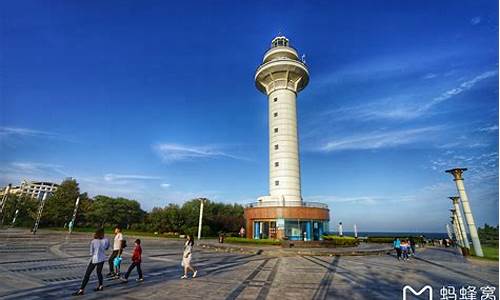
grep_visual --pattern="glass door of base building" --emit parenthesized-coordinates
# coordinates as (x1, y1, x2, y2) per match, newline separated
(253, 221, 277, 239)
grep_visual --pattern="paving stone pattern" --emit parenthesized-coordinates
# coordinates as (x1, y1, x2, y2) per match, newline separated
(0, 229, 497, 300)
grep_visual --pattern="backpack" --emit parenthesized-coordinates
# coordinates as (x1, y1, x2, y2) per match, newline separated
(121, 239, 127, 249)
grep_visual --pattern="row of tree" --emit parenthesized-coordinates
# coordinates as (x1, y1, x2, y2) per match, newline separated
(1, 179, 245, 236)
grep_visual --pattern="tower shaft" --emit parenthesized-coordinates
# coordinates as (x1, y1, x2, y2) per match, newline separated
(268, 88, 301, 201)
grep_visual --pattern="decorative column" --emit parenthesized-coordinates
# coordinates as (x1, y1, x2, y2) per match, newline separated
(450, 215, 463, 248)
(446, 168, 483, 257)
(449, 197, 470, 249)
(445, 223, 452, 241)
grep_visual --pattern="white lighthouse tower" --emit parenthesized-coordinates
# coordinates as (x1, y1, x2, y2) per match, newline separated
(245, 36, 328, 241)
(255, 36, 309, 207)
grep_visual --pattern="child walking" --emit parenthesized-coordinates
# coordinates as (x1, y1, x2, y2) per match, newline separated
(121, 239, 144, 282)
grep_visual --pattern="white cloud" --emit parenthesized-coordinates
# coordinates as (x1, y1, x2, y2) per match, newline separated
(160, 183, 171, 188)
(477, 125, 499, 132)
(153, 143, 246, 163)
(470, 17, 481, 25)
(319, 126, 443, 152)
(423, 73, 437, 79)
(103, 173, 162, 182)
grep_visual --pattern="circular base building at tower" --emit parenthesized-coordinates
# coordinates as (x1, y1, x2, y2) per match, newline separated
(245, 36, 329, 241)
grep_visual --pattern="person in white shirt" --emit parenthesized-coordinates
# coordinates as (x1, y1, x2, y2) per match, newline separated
(73, 228, 109, 296)
(107, 226, 123, 277)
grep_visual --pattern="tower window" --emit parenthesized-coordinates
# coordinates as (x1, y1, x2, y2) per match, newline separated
(273, 97, 278, 102)
(275, 180, 279, 186)
(274, 162, 279, 167)
(274, 144, 279, 150)
(274, 112, 278, 117)
(274, 128, 278, 133)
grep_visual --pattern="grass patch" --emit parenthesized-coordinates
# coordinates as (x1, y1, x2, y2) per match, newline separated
(224, 237, 281, 246)
(471, 245, 499, 261)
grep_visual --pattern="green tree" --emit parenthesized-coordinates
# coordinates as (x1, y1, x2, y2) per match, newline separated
(87, 195, 145, 228)
(42, 179, 81, 227)
(1, 194, 38, 227)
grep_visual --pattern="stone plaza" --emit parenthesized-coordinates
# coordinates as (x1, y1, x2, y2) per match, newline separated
(0, 229, 497, 299)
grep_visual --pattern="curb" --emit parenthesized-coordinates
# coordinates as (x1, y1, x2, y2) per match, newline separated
(199, 242, 392, 257)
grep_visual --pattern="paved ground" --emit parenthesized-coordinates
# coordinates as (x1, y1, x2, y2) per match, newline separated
(0, 229, 497, 300)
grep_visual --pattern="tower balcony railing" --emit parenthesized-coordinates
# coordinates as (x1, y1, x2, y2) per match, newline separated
(245, 201, 328, 209)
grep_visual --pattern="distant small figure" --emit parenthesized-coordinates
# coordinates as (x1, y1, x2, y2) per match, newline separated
(181, 235, 197, 279)
(239, 227, 245, 238)
(218, 232, 225, 244)
(121, 239, 144, 283)
(73, 228, 109, 296)
(393, 238, 401, 260)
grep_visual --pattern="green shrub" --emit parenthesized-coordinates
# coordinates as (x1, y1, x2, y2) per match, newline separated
(321, 235, 359, 246)
(224, 237, 281, 245)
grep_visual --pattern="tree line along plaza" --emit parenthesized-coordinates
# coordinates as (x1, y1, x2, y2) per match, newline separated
(0, 37, 491, 256)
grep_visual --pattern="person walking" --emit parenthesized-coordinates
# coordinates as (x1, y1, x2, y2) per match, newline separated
(107, 226, 124, 277)
(73, 228, 109, 296)
(181, 235, 197, 279)
(409, 237, 416, 256)
(121, 239, 144, 283)
(401, 240, 410, 261)
(393, 238, 401, 260)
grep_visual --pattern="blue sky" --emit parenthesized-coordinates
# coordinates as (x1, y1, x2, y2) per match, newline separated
(1, 1, 498, 232)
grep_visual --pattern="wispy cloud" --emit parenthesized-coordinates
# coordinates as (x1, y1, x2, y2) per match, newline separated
(0, 162, 68, 185)
(423, 73, 437, 80)
(319, 126, 443, 152)
(160, 183, 171, 188)
(319, 70, 498, 122)
(430, 151, 498, 184)
(307, 195, 380, 205)
(477, 125, 499, 133)
(153, 143, 247, 163)
(419, 70, 498, 112)
(0, 127, 58, 139)
(0, 126, 76, 143)
(470, 16, 481, 25)
(103, 173, 162, 182)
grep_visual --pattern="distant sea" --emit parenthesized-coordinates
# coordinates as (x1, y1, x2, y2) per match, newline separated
(332, 232, 449, 239)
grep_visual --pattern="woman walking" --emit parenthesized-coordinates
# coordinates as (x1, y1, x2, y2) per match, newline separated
(181, 235, 197, 279)
(73, 228, 109, 296)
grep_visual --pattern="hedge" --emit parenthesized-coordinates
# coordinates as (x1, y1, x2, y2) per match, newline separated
(224, 237, 281, 245)
(321, 235, 359, 246)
